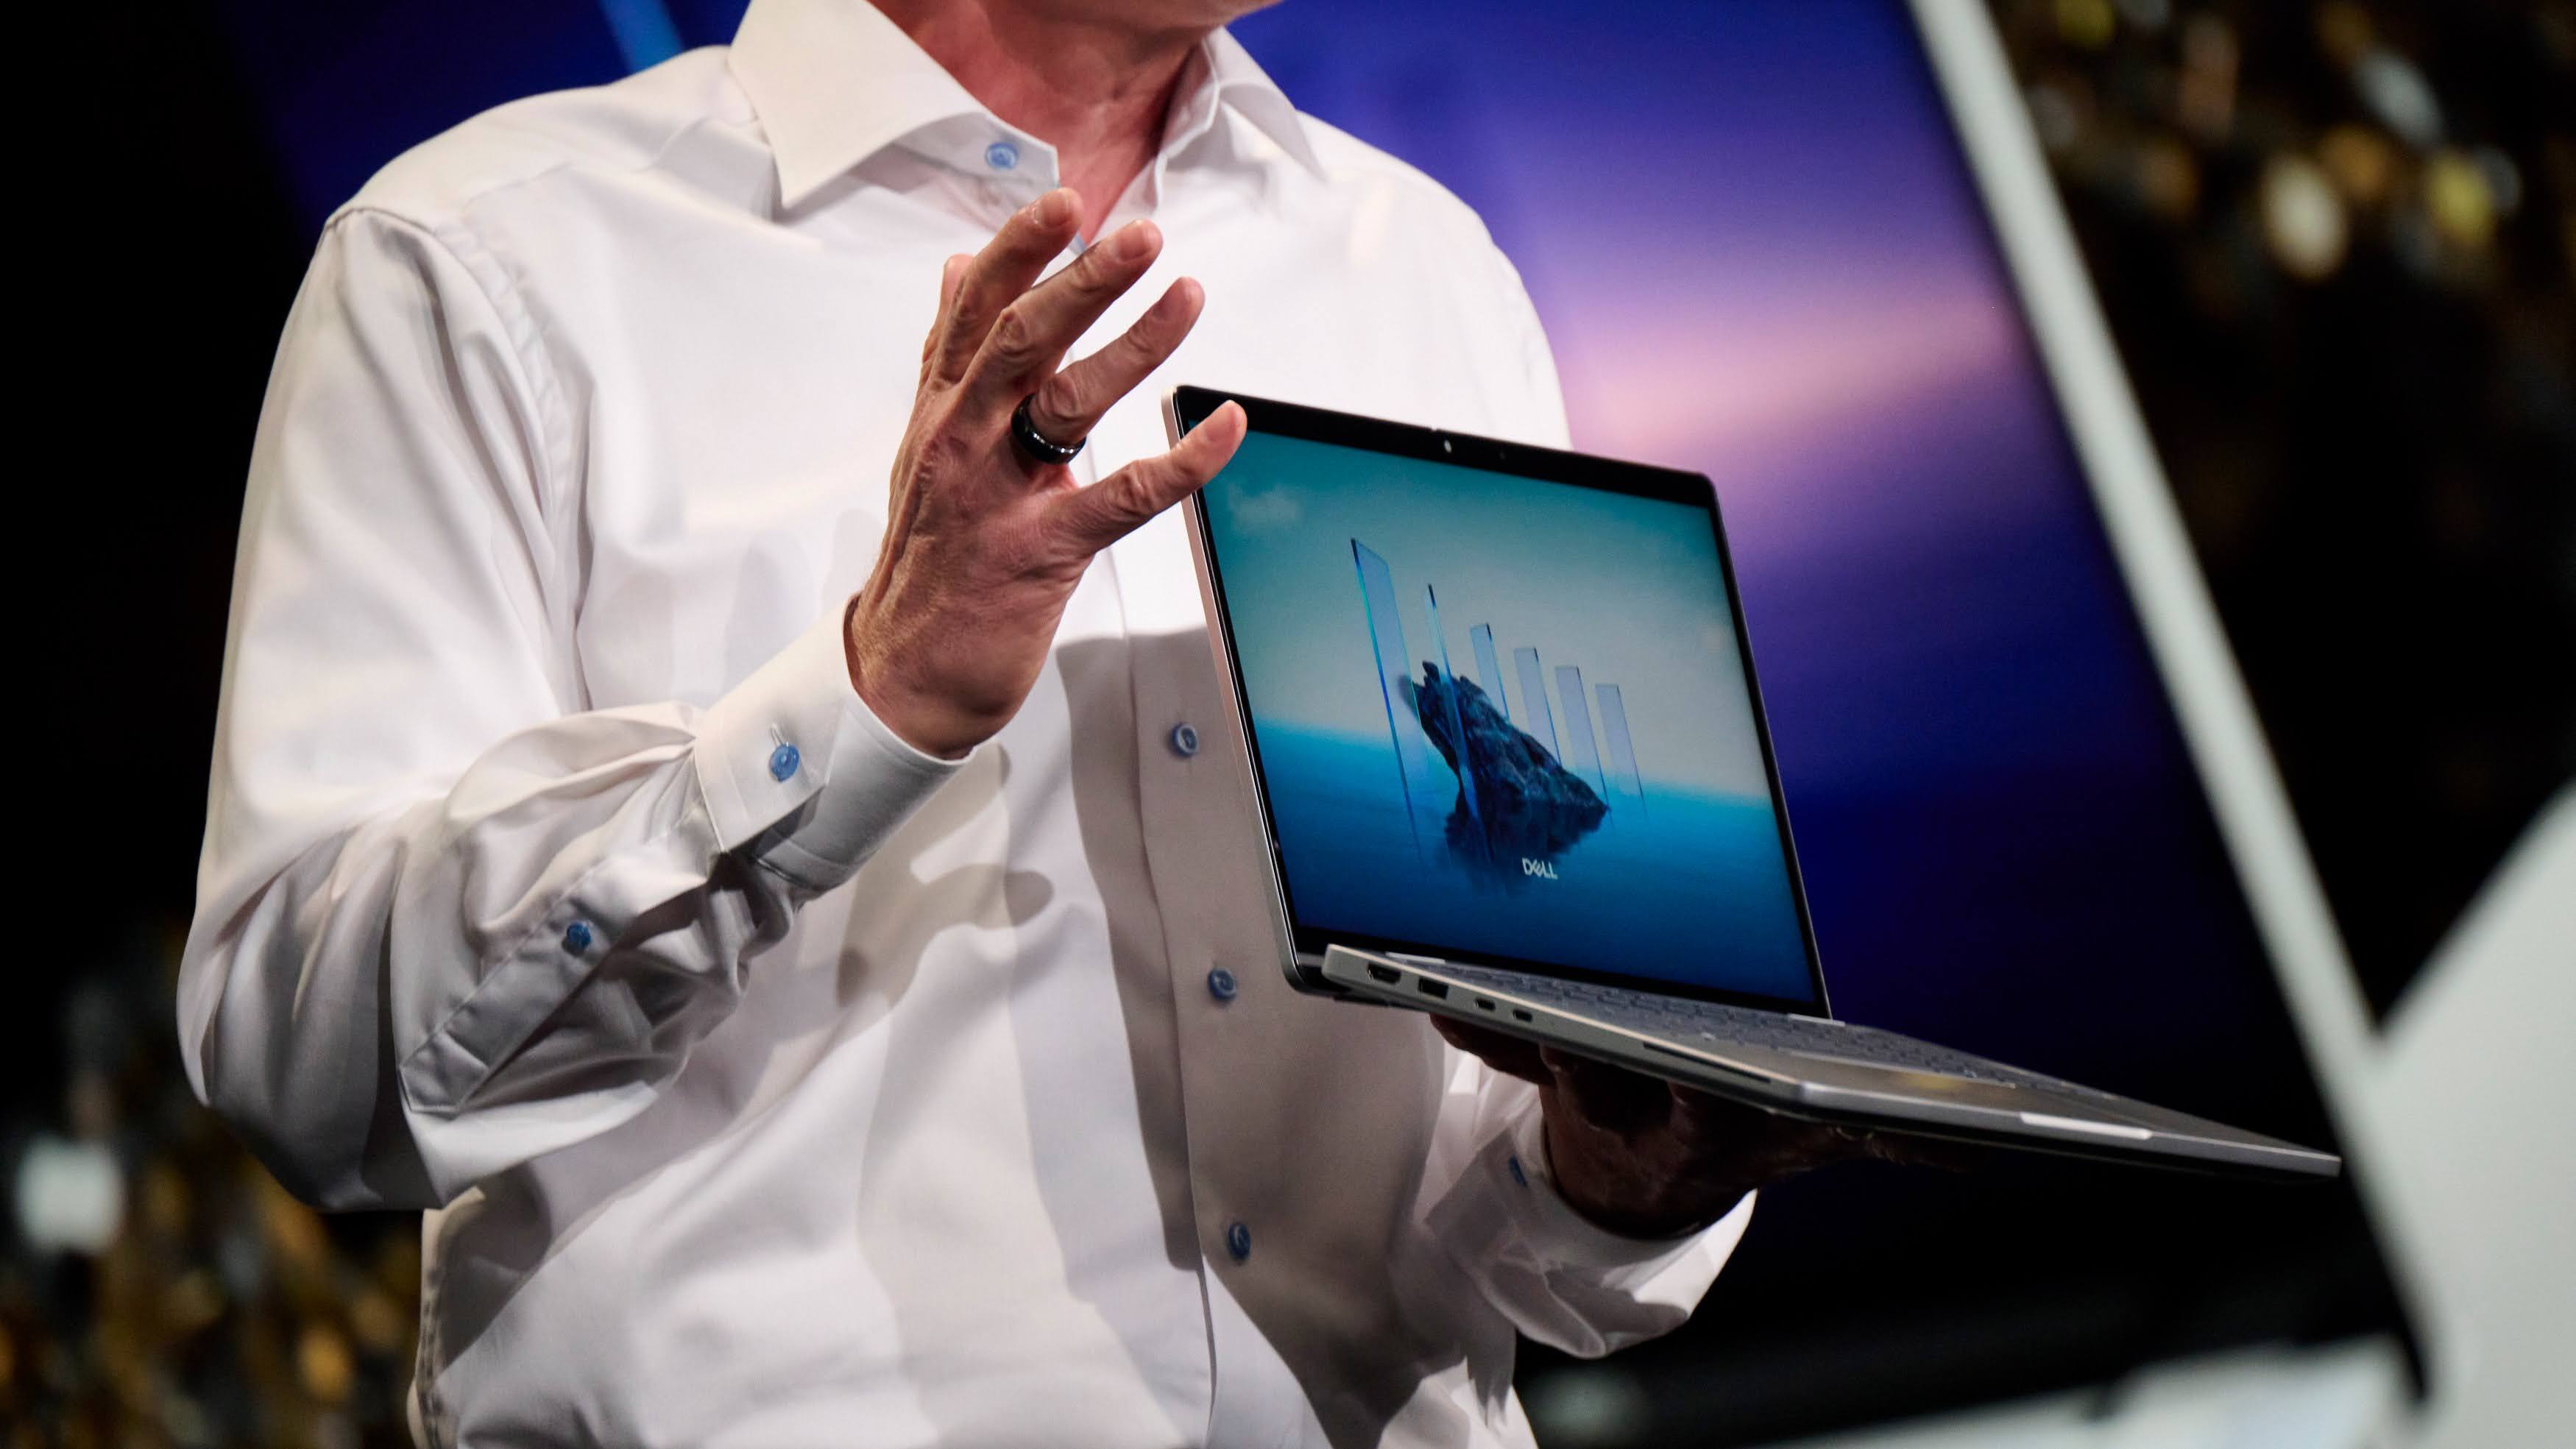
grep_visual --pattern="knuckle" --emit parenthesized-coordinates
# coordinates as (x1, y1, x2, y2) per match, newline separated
(988, 305, 1036, 359)
(1036, 372, 1091, 425)
(1114, 467, 1165, 517)
(1071, 245, 1121, 292)
(1117, 320, 1170, 361)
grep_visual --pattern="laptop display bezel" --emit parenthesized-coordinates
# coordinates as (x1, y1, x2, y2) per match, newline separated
(1172, 383, 1833, 1018)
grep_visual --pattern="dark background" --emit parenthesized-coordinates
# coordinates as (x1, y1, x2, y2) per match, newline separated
(7, 1, 2568, 1445)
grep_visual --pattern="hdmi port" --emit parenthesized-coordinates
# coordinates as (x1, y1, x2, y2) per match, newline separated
(1415, 978, 1449, 999)
(1367, 964, 1401, 985)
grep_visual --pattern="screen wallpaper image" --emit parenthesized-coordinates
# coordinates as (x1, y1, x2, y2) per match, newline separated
(1206, 431, 1816, 1005)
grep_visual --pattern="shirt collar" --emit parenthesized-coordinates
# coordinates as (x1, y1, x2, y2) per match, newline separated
(729, 0, 1325, 212)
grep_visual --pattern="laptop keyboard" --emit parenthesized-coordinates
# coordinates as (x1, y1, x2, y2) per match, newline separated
(1427, 960, 2102, 1095)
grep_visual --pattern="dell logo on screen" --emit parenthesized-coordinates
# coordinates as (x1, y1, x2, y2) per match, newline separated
(1521, 859, 1558, 879)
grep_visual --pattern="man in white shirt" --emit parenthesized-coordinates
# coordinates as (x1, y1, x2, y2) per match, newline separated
(184, 1, 1886, 1442)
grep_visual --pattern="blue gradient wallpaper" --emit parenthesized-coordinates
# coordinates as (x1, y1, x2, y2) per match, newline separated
(1204, 433, 1815, 1003)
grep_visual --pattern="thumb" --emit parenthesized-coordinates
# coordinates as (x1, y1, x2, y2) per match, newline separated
(1047, 400, 1246, 556)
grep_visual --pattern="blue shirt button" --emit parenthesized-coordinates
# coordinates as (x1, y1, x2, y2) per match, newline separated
(769, 742, 801, 782)
(562, 920, 594, 954)
(984, 140, 1019, 171)
(1206, 966, 1238, 1004)
(1168, 722, 1200, 758)
(1224, 1220, 1252, 1262)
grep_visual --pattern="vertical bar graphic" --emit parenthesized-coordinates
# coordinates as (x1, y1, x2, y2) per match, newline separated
(1424, 587, 1481, 822)
(1514, 647, 1559, 759)
(1469, 624, 1508, 725)
(1555, 665, 1608, 796)
(1352, 541, 1432, 860)
(1595, 683, 1646, 809)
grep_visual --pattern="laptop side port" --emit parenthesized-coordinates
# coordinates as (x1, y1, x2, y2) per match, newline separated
(1512, 1009, 1534, 1022)
(1367, 964, 1401, 984)
(1415, 978, 1448, 999)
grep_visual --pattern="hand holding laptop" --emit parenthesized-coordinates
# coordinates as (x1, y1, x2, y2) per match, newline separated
(1436, 1017, 1947, 1238)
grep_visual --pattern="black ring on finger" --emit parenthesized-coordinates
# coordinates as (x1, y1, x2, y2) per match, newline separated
(1010, 394, 1086, 466)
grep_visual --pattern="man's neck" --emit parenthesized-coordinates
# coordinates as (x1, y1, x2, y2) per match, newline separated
(878, 1, 1209, 240)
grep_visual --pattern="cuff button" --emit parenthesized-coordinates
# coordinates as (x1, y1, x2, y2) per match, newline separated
(769, 742, 802, 782)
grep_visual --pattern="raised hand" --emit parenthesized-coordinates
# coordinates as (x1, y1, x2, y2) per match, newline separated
(847, 188, 1248, 758)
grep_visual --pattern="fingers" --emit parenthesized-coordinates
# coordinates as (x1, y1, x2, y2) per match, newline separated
(1046, 400, 1245, 554)
(1539, 1046, 1671, 1138)
(918, 253, 971, 382)
(964, 217, 1167, 413)
(1859, 1130, 1983, 1174)
(1024, 277, 1205, 444)
(1432, 1015, 1554, 1088)
(926, 190, 1082, 387)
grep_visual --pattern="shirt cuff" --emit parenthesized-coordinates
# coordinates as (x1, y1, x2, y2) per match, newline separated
(692, 603, 967, 890)
(1422, 1088, 1752, 1357)
(1497, 1104, 1756, 1278)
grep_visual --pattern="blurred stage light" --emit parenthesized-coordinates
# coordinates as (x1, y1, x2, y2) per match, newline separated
(2262, 154, 2349, 280)
(2425, 151, 2499, 250)
(2176, 15, 2238, 141)
(2319, 124, 2397, 208)
(13, 1135, 124, 1256)
(2469, 146, 2523, 219)
(2313, 3, 2375, 71)
(2053, 0, 2116, 51)
(2353, 49, 2443, 149)
(1524, 1364, 1652, 1448)
(2112, 0, 2170, 34)
(2135, 136, 2201, 222)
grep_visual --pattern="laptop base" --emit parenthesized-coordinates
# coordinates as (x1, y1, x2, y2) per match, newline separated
(1319, 945, 2340, 1182)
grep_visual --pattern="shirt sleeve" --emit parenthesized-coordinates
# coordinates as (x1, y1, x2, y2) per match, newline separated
(178, 208, 960, 1211)
(1413, 1053, 1753, 1358)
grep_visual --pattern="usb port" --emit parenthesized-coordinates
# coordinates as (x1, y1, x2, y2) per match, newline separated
(1415, 978, 1449, 1000)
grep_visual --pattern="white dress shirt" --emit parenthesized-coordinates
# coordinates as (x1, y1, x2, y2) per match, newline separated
(181, 2, 1750, 1443)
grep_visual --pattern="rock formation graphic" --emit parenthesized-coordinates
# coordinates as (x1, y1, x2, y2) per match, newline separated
(1401, 663, 1610, 865)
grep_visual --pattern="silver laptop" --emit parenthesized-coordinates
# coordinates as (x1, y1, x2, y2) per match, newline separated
(1164, 383, 2338, 1180)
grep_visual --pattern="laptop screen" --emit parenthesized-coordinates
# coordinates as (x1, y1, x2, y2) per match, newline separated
(1197, 420, 1825, 1010)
